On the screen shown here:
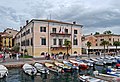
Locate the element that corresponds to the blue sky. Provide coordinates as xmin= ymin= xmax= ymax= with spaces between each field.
xmin=0 ymin=0 xmax=120 ymax=35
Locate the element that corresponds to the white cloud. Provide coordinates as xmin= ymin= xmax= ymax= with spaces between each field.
xmin=0 ymin=0 xmax=120 ymax=35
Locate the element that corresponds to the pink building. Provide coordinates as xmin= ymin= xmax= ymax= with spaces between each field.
xmin=15 ymin=19 xmax=83 ymax=58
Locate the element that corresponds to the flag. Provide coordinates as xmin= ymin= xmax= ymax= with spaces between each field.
xmin=62 ymin=27 xmax=64 ymax=33
xmin=59 ymin=27 xmax=61 ymax=33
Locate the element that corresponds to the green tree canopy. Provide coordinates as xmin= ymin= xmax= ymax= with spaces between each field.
xmin=86 ymin=41 xmax=91 ymax=58
xmin=64 ymin=39 xmax=71 ymax=55
xmin=113 ymin=41 xmax=120 ymax=55
xmin=113 ymin=41 xmax=120 ymax=47
xmin=94 ymin=32 xmax=100 ymax=35
xmin=100 ymin=40 xmax=109 ymax=57
xmin=103 ymin=30 xmax=112 ymax=34
xmin=12 ymin=45 xmax=20 ymax=53
xmin=86 ymin=41 xmax=91 ymax=49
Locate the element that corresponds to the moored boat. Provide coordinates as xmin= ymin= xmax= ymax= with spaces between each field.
xmin=78 ymin=75 xmax=106 ymax=82
xmin=63 ymin=60 xmax=79 ymax=70
xmin=22 ymin=63 xmax=37 ymax=76
xmin=34 ymin=62 xmax=49 ymax=74
xmin=54 ymin=61 xmax=71 ymax=72
xmin=44 ymin=62 xmax=64 ymax=73
xmin=70 ymin=59 xmax=88 ymax=70
xmin=0 ymin=65 xmax=8 ymax=78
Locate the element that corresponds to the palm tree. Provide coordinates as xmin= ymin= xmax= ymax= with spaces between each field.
xmin=100 ymin=40 xmax=109 ymax=57
xmin=113 ymin=41 xmax=120 ymax=55
xmin=86 ymin=41 xmax=91 ymax=58
xmin=64 ymin=39 xmax=71 ymax=55
xmin=106 ymin=41 xmax=110 ymax=53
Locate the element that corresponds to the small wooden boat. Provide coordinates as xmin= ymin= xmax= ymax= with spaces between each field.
xmin=95 ymin=60 xmax=104 ymax=66
xmin=44 ymin=62 xmax=64 ymax=73
xmin=0 ymin=65 xmax=8 ymax=78
xmin=54 ymin=61 xmax=71 ymax=72
xmin=34 ymin=62 xmax=49 ymax=74
xmin=22 ymin=63 xmax=37 ymax=76
xmin=116 ymin=63 xmax=120 ymax=69
xmin=106 ymin=66 xmax=120 ymax=77
xmin=78 ymin=75 xmax=105 ymax=82
xmin=63 ymin=60 xmax=79 ymax=70
xmin=70 ymin=59 xmax=88 ymax=70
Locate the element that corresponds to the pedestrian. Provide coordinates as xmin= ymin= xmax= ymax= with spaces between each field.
xmin=16 ymin=53 xmax=19 ymax=60
xmin=9 ymin=52 xmax=12 ymax=59
xmin=2 ymin=54 xmax=5 ymax=62
xmin=63 ymin=53 xmax=65 ymax=59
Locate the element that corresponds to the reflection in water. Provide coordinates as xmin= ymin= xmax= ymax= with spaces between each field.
xmin=0 ymin=65 xmax=106 ymax=82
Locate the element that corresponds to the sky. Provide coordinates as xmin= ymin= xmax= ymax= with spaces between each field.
xmin=0 ymin=0 xmax=120 ymax=35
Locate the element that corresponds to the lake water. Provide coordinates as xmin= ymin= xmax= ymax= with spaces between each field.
xmin=0 ymin=65 xmax=107 ymax=82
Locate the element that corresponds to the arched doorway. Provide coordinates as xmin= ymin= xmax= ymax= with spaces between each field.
xmin=74 ymin=51 xmax=77 ymax=54
xmin=41 ymin=52 xmax=45 ymax=55
xmin=59 ymin=52 xmax=63 ymax=55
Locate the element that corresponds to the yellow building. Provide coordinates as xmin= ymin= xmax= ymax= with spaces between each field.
xmin=0 ymin=32 xmax=13 ymax=50
xmin=15 ymin=19 xmax=83 ymax=58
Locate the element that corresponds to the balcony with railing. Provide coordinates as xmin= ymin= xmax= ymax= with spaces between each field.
xmin=50 ymin=31 xmax=71 ymax=36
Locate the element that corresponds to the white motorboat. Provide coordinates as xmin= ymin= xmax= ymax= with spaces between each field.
xmin=0 ymin=65 xmax=8 ymax=78
xmin=78 ymin=75 xmax=106 ymax=82
xmin=34 ymin=62 xmax=49 ymax=74
xmin=22 ymin=63 xmax=37 ymax=76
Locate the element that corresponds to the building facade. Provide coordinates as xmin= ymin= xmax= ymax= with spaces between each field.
xmin=82 ymin=34 xmax=120 ymax=53
xmin=4 ymin=28 xmax=18 ymax=47
xmin=0 ymin=32 xmax=13 ymax=50
xmin=15 ymin=19 xmax=83 ymax=58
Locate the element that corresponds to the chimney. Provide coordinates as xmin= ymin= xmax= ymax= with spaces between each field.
xmin=73 ymin=21 xmax=76 ymax=24
xmin=20 ymin=26 xmax=22 ymax=30
xmin=26 ymin=20 xmax=29 ymax=25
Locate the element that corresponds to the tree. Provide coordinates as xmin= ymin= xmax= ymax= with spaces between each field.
xmin=64 ymin=39 xmax=71 ymax=55
xmin=113 ymin=41 xmax=120 ymax=55
xmin=100 ymin=40 xmax=109 ymax=57
xmin=94 ymin=32 xmax=100 ymax=35
xmin=12 ymin=45 xmax=20 ymax=53
xmin=103 ymin=30 xmax=112 ymax=34
xmin=86 ymin=41 xmax=91 ymax=58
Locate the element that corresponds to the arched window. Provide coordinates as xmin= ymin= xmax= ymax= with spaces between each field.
xmin=59 ymin=52 xmax=63 ymax=54
xmin=41 ymin=52 xmax=45 ymax=55
xmin=74 ymin=51 xmax=77 ymax=54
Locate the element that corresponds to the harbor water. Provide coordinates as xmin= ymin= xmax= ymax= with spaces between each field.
xmin=0 ymin=65 xmax=107 ymax=82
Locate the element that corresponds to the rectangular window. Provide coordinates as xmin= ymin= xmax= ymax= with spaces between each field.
xmin=74 ymin=30 xmax=77 ymax=34
xmin=52 ymin=28 xmax=56 ymax=33
xmin=100 ymin=39 xmax=104 ymax=41
xmin=65 ymin=29 xmax=68 ymax=34
xmin=59 ymin=39 xmax=63 ymax=46
xmin=73 ymin=39 xmax=78 ymax=45
xmin=41 ymin=38 xmax=46 ymax=45
xmin=53 ymin=39 xmax=56 ymax=45
xmin=109 ymin=38 xmax=111 ymax=41
xmin=31 ymin=38 xmax=33 ymax=46
xmin=31 ymin=27 xmax=33 ymax=33
xmin=113 ymin=38 xmax=114 ymax=42
xmin=40 ymin=26 xmax=46 ymax=32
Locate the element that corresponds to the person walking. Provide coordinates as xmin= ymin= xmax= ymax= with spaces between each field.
xmin=2 ymin=53 xmax=5 ymax=62
xmin=63 ymin=53 xmax=65 ymax=59
xmin=16 ymin=53 xmax=19 ymax=61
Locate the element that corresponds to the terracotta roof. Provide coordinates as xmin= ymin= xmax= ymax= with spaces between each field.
xmin=4 ymin=28 xmax=18 ymax=32
xmin=15 ymin=19 xmax=83 ymax=37
xmin=94 ymin=34 xmax=120 ymax=37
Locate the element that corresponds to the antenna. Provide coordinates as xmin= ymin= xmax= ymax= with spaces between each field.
xmin=50 ymin=14 xmax=51 ymax=20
